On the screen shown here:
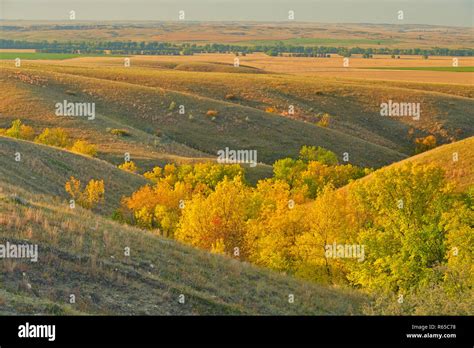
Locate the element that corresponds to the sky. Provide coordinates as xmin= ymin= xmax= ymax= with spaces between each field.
xmin=0 ymin=0 xmax=472 ymax=27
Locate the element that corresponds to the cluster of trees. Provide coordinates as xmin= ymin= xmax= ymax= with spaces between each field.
xmin=346 ymin=164 xmax=473 ymax=315
xmin=65 ymin=176 xmax=105 ymax=209
xmin=119 ymin=146 xmax=369 ymax=251
xmin=2 ymin=39 xmax=472 ymax=57
xmin=272 ymin=146 xmax=370 ymax=199
xmin=0 ymin=119 xmax=97 ymax=157
xmin=118 ymin=162 xmax=244 ymax=237
xmin=117 ymin=145 xmax=472 ymax=312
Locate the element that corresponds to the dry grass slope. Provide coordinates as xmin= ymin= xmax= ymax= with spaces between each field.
xmin=0 ymin=64 xmax=408 ymax=168
xmin=0 ymin=136 xmax=147 ymax=215
xmin=0 ymin=184 xmax=368 ymax=315
xmin=355 ymin=137 xmax=474 ymax=192
xmin=8 ymin=61 xmax=472 ymax=157
xmin=391 ymin=136 xmax=474 ymax=191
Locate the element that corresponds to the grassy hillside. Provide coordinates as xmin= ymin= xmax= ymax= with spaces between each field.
xmin=0 ymin=73 xmax=212 ymax=164
xmin=12 ymin=61 xmax=473 ymax=155
xmin=355 ymin=137 xmax=474 ymax=192
xmin=0 ymin=135 xmax=147 ymax=215
xmin=1 ymin=64 xmax=411 ymax=168
xmin=390 ymin=136 xmax=474 ymax=191
xmin=0 ymin=181 xmax=368 ymax=315
xmin=0 ymin=58 xmax=471 ymax=316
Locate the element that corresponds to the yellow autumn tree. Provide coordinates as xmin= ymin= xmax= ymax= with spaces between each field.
xmin=70 ymin=140 xmax=97 ymax=157
xmin=294 ymin=185 xmax=361 ymax=284
xmin=122 ymin=181 xmax=188 ymax=236
xmin=246 ymin=179 xmax=309 ymax=272
xmin=81 ymin=179 xmax=105 ymax=209
xmin=441 ymin=201 xmax=474 ymax=294
xmin=35 ymin=128 xmax=72 ymax=148
xmin=175 ymin=177 xmax=251 ymax=257
xmin=415 ymin=135 xmax=437 ymax=154
xmin=143 ymin=166 xmax=163 ymax=183
xmin=65 ymin=176 xmax=82 ymax=201
xmin=64 ymin=176 xmax=105 ymax=209
xmin=5 ymin=119 xmax=35 ymax=140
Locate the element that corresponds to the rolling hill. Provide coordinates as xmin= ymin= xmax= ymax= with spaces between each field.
xmin=2 ymin=62 xmax=418 ymax=169
xmin=0 ymin=19 xmax=472 ymax=320
xmin=0 ymin=137 xmax=368 ymax=315
xmin=2 ymin=59 xmax=471 ymax=170
xmin=0 ymin=135 xmax=147 ymax=215
xmin=380 ymin=136 xmax=474 ymax=192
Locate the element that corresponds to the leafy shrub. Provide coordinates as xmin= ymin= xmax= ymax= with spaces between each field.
xmin=35 ymin=128 xmax=72 ymax=148
xmin=415 ymin=135 xmax=437 ymax=154
xmin=70 ymin=140 xmax=97 ymax=157
xmin=110 ymin=129 xmax=131 ymax=137
xmin=316 ymin=113 xmax=330 ymax=128
xmin=5 ymin=119 xmax=35 ymax=140
xmin=299 ymin=145 xmax=338 ymax=165
xmin=118 ymin=161 xmax=139 ymax=173
xmin=65 ymin=176 xmax=105 ymax=209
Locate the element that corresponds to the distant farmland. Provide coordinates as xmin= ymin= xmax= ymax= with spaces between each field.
xmin=363 ymin=66 xmax=474 ymax=72
xmin=0 ymin=52 xmax=119 ymax=60
xmin=237 ymin=37 xmax=400 ymax=46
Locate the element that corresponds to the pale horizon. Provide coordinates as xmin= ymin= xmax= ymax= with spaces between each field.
xmin=0 ymin=0 xmax=472 ymax=27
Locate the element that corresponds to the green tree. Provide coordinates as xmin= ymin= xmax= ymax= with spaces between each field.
xmin=348 ymin=163 xmax=454 ymax=293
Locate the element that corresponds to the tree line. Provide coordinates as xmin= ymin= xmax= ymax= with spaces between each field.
xmin=1 ymin=39 xmax=472 ymax=57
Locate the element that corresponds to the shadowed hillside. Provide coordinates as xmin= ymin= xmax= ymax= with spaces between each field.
xmin=0 ymin=64 xmax=408 ymax=168
xmin=4 ymin=61 xmax=472 ymax=159
xmin=0 ymin=181 xmax=368 ymax=315
xmin=0 ymin=136 xmax=147 ymax=215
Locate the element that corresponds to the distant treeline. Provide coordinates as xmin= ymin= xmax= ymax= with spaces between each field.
xmin=1 ymin=39 xmax=473 ymax=57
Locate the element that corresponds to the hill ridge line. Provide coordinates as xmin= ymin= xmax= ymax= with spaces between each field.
xmin=9 ymin=66 xmax=408 ymax=162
